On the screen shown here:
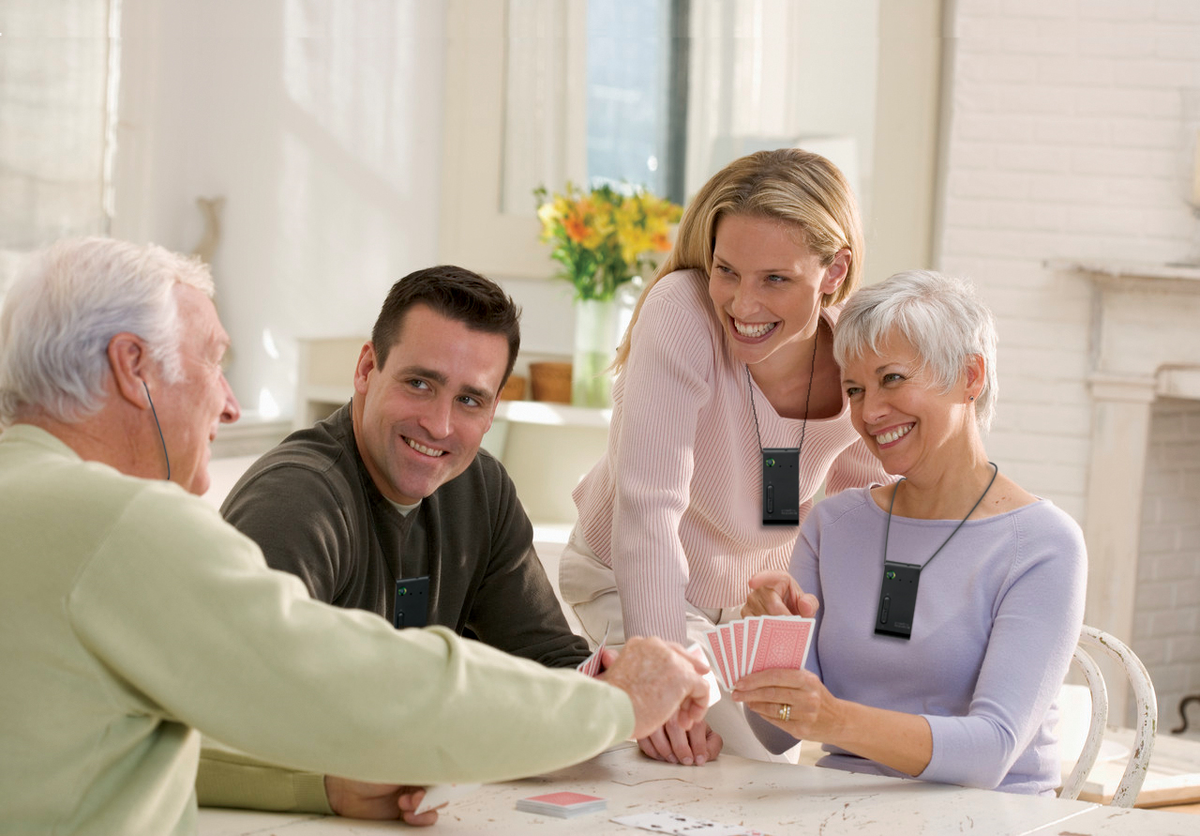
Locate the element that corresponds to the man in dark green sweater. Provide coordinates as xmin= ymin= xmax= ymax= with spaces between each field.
xmin=201 ymin=265 xmax=593 ymax=820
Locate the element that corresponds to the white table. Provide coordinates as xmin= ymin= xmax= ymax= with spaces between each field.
xmin=1025 ymin=805 xmax=1200 ymax=834
xmin=197 ymin=742 xmax=1200 ymax=835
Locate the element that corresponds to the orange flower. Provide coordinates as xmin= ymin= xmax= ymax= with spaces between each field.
xmin=534 ymin=181 xmax=682 ymax=301
xmin=563 ymin=213 xmax=589 ymax=243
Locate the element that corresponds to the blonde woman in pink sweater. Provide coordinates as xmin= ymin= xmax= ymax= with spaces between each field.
xmin=561 ymin=149 xmax=889 ymax=766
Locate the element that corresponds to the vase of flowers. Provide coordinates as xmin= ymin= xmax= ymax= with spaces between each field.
xmin=534 ymin=182 xmax=682 ymax=407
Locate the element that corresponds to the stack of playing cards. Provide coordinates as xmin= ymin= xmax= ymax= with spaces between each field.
xmin=700 ymin=615 xmax=814 ymax=691
xmin=576 ymin=624 xmax=611 ymax=677
xmin=516 ymin=791 xmax=607 ymax=818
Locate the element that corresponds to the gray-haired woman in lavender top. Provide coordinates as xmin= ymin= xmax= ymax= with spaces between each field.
xmin=734 ymin=270 xmax=1087 ymax=794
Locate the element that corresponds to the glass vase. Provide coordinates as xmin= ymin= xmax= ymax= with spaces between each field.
xmin=571 ymin=291 xmax=632 ymax=408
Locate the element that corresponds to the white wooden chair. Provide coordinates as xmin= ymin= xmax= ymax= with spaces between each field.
xmin=1058 ymin=625 xmax=1158 ymax=807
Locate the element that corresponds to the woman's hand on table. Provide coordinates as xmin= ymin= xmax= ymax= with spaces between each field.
xmin=743 ymin=571 xmax=819 ymax=618
xmin=325 ymin=776 xmax=439 ymax=825
xmin=637 ymin=719 xmax=723 ymax=766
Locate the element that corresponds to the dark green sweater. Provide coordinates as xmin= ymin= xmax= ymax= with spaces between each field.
xmin=221 ymin=403 xmax=590 ymax=669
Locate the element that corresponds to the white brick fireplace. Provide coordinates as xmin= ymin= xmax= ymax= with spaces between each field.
xmin=1060 ymin=260 xmax=1200 ymax=723
xmin=1137 ymin=396 xmax=1200 ymax=731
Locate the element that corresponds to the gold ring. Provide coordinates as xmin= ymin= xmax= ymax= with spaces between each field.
xmin=778 ymin=704 xmax=791 ymax=722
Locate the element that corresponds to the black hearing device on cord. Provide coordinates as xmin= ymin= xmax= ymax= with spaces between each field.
xmin=874 ymin=463 xmax=998 ymax=640
xmin=748 ymin=329 xmax=817 ymax=528
xmin=761 ymin=448 xmax=800 ymax=525
xmin=876 ymin=561 xmax=922 ymax=639
xmin=393 ymin=575 xmax=430 ymax=629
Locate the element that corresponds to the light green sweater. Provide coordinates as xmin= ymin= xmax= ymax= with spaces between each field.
xmin=0 ymin=425 xmax=634 ymax=835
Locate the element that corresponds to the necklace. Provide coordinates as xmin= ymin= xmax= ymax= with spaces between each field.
xmin=747 ymin=324 xmax=819 ymax=526
xmin=875 ymin=462 xmax=999 ymax=639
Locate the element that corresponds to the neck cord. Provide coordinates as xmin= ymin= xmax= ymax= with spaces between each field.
xmin=747 ymin=322 xmax=819 ymax=452
xmin=883 ymin=461 xmax=998 ymax=570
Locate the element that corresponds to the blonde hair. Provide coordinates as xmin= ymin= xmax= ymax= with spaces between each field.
xmin=613 ymin=148 xmax=864 ymax=371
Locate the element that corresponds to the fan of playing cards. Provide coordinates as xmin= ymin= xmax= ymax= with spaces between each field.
xmin=700 ymin=616 xmax=814 ymax=691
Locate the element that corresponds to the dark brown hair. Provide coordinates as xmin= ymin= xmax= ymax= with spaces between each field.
xmin=371 ymin=265 xmax=522 ymax=388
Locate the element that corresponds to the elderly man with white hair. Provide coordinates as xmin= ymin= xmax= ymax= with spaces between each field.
xmin=0 ymin=237 xmax=711 ymax=835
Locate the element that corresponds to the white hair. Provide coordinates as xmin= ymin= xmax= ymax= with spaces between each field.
xmin=832 ymin=270 xmax=998 ymax=432
xmin=0 ymin=237 xmax=214 ymax=427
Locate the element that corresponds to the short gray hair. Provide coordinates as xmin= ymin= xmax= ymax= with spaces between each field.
xmin=0 ymin=237 xmax=214 ymax=426
xmin=832 ymin=270 xmax=998 ymax=432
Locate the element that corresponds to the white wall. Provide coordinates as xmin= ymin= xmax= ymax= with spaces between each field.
xmin=107 ymin=0 xmax=1200 ymax=536
xmin=112 ymin=0 xmax=448 ymax=419
xmin=937 ymin=0 xmax=1200 ymax=523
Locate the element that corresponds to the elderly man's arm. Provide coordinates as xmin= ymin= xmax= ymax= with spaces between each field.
xmin=73 ymin=487 xmax=706 ymax=790
xmin=197 ymin=744 xmax=332 ymax=815
xmin=198 ymin=745 xmax=437 ymax=825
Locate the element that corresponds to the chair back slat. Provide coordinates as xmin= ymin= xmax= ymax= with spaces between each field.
xmin=1059 ymin=625 xmax=1158 ymax=808
xmin=1059 ymin=644 xmax=1109 ymax=801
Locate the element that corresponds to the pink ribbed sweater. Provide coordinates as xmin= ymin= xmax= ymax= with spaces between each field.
xmin=572 ymin=269 xmax=889 ymax=643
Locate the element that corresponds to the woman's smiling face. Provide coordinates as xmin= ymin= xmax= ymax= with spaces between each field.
xmin=841 ymin=331 xmax=976 ymax=479
xmin=707 ymin=214 xmax=848 ymax=370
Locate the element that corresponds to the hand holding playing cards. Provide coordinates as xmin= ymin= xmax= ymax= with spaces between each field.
xmin=743 ymin=570 xmax=820 ymax=619
xmin=599 ymin=636 xmax=711 ymax=739
xmin=731 ymin=667 xmax=834 ymax=739
xmin=732 ymin=667 xmax=935 ymax=778
xmin=324 ymin=776 xmax=438 ymax=826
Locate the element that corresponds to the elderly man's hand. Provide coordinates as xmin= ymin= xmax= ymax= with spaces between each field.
xmin=742 ymin=571 xmax=819 ymax=619
xmin=599 ymin=636 xmax=711 ymax=739
xmin=325 ymin=776 xmax=438 ymax=825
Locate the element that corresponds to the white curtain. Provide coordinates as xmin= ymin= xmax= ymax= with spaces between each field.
xmin=0 ymin=0 xmax=117 ymax=291
xmin=501 ymin=0 xmax=588 ymax=214
xmin=684 ymin=0 xmax=879 ymax=207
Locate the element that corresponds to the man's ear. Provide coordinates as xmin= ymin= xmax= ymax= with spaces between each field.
xmin=353 ymin=342 xmax=378 ymax=396
xmin=107 ymin=333 xmax=151 ymax=409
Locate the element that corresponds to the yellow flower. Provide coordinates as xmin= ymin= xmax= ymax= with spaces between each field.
xmin=534 ymin=181 xmax=683 ymax=301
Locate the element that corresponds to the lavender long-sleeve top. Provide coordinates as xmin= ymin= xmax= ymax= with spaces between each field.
xmin=759 ymin=487 xmax=1087 ymax=794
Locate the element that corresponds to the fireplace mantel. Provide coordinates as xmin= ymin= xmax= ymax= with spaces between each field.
xmin=1047 ymin=258 xmax=1200 ymax=284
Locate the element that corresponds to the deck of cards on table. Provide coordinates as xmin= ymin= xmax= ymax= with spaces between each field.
xmin=516 ymin=791 xmax=607 ymax=818
xmin=700 ymin=616 xmax=814 ymax=691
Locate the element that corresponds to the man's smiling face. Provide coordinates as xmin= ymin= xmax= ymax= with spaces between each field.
xmin=351 ymin=303 xmax=507 ymax=505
